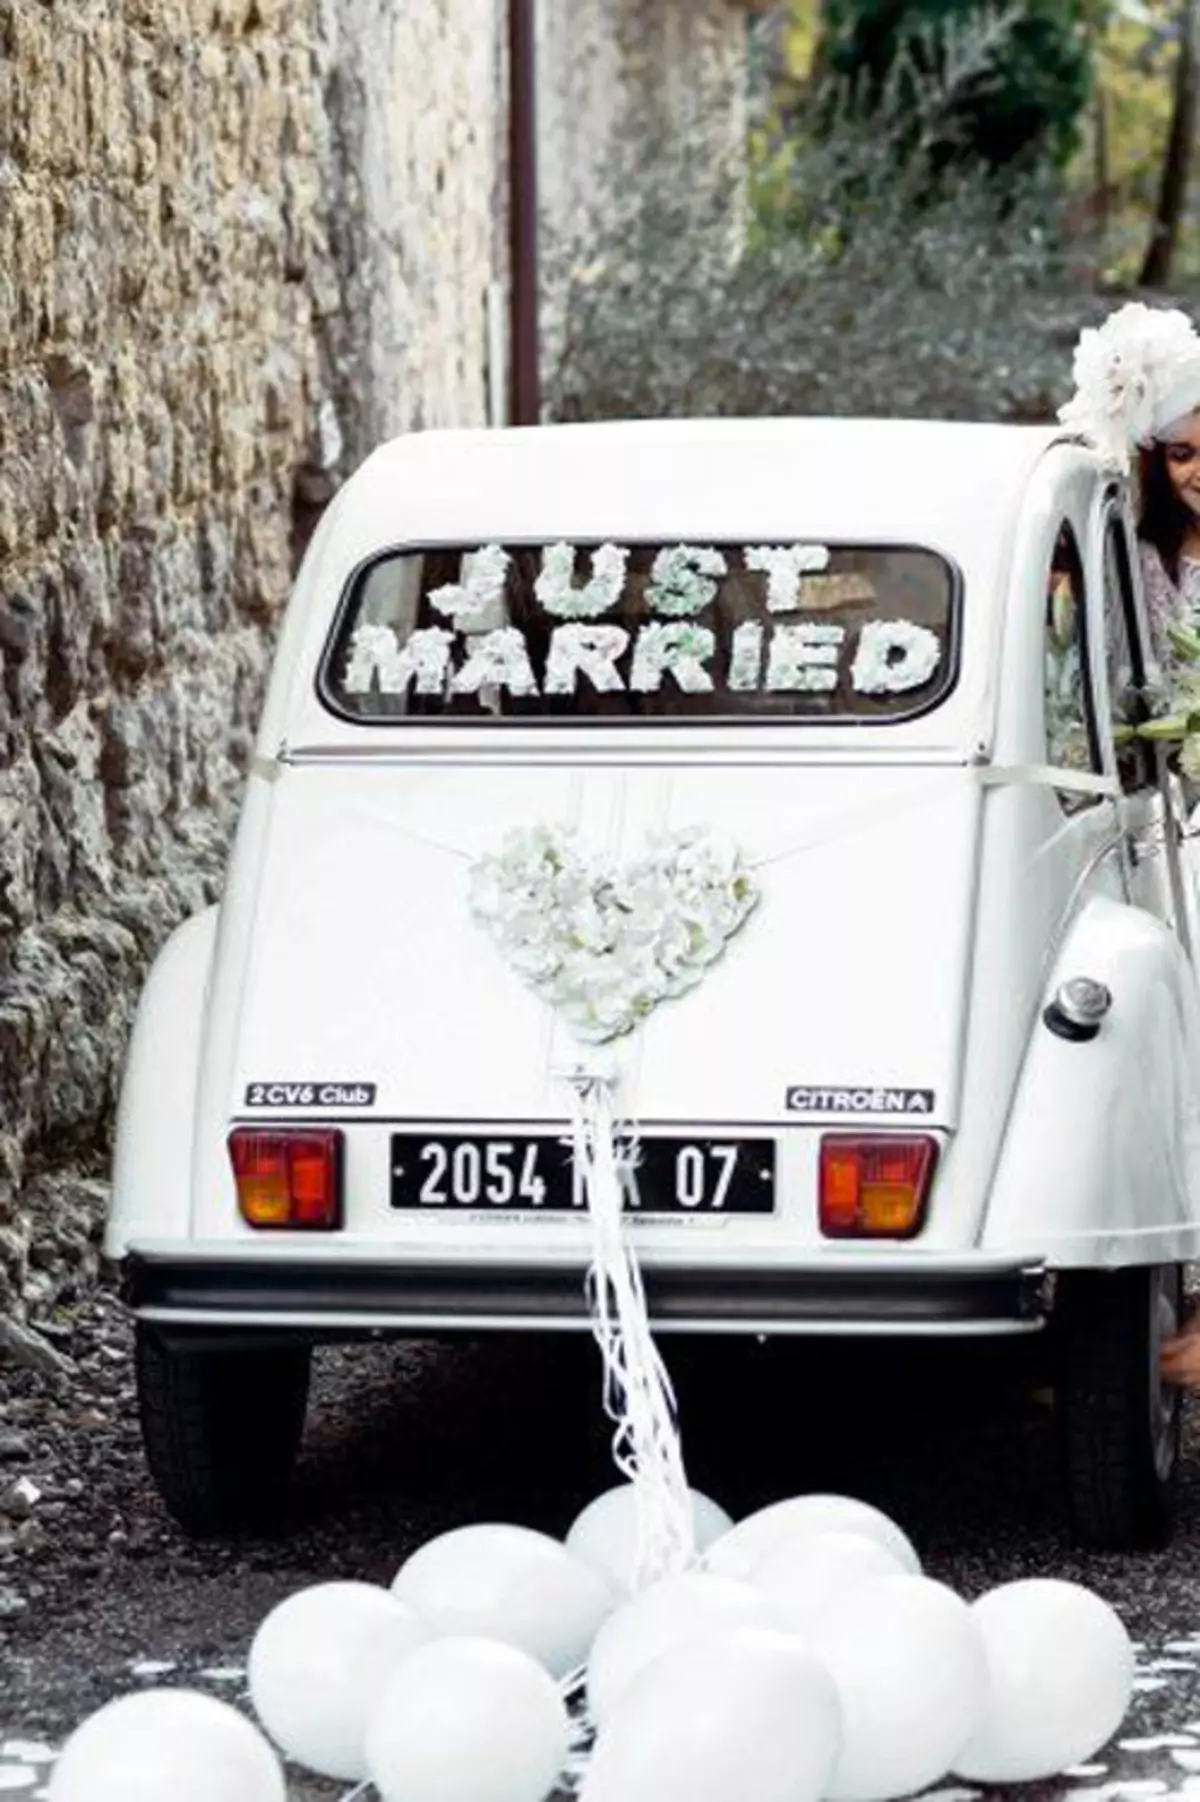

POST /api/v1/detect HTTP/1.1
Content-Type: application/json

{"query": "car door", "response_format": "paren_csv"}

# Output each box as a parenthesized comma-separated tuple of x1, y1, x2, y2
(1091, 485, 1196, 957)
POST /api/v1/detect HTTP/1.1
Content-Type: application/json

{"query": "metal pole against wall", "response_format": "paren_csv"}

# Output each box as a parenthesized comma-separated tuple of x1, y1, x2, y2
(508, 0, 540, 425)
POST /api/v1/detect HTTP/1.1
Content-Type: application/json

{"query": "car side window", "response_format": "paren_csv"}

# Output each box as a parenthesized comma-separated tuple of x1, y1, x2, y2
(1044, 521, 1102, 812)
(1102, 508, 1155, 793)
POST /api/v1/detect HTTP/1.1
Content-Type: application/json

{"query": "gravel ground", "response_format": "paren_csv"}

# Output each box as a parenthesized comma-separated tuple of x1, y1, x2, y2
(3, 1287, 1200, 1799)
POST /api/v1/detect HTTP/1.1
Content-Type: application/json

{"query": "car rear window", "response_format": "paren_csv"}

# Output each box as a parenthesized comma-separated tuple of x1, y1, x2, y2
(319, 540, 958, 724)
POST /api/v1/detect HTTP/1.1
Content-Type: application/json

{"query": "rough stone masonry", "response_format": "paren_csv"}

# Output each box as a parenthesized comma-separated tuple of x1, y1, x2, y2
(0, 0, 507, 1323)
(0, 0, 749, 1326)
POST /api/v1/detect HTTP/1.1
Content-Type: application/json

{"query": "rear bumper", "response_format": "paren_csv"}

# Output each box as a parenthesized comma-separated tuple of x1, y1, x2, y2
(123, 1251, 1049, 1342)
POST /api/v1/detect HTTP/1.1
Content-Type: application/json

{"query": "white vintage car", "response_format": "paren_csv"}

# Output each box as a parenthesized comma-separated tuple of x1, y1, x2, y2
(107, 418, 1200, 1547)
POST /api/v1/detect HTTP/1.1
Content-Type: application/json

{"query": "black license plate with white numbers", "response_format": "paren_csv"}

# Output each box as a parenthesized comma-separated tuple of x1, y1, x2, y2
(390, 1133, 776, 1214)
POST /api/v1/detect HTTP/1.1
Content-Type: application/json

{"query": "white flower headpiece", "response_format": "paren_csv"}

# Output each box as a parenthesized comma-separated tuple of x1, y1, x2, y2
(1059, 302, 1200, 473)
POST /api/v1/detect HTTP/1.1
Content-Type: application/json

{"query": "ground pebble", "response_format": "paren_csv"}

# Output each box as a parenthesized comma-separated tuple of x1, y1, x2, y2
(1, 1480, 40, 1520)
(0, 1587, 27, 1621)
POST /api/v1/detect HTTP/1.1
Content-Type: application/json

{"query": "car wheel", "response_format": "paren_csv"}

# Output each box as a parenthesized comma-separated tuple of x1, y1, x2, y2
(135, 1327, 311, 1536)
(1055, 1263, 1182, 1551)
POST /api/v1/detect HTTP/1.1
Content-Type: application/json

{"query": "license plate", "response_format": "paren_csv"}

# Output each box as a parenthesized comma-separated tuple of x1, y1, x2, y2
(390, 1132, 776, 1214)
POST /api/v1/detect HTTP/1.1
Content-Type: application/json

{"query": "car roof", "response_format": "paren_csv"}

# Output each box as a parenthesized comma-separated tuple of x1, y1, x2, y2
(313, 417, 1067, 575)
(266, 416, 1096, 757)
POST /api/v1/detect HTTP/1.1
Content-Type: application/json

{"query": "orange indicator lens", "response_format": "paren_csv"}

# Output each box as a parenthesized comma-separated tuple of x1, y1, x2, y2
(819, 1135, 937, 1239)
(228, 1129, 342, 1230)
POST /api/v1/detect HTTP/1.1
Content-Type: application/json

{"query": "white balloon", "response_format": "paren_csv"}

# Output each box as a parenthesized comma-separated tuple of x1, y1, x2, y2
(750, 1531, 907, 1639)
(392, 1522, 614, 1678)
(954, 1579, 1134, 1782)
(587, 1572, 772, 1723)
(566, 1483, 734, 1595)
(248, 1579, 430, 1779)
(811, 1574, 988, 1802)
(365, 1635, 570, 1802)
(705, 1495, 920, 1582)
(581, 1625, 842, 1802)
(48, 1690, 284, 1802)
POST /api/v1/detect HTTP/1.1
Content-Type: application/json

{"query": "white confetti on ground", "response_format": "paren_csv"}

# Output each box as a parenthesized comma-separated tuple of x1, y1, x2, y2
(1065, 1765, 1109, 1779)
(198, 1666, 245, 1683)
(0, 1752, 51, 1768)
(919, 1790, 981, 1801)
(1166, 1643, 1200, 1655)
(1136, 1679, 1173, 1693)
(1174, 1754, 1200, 1773)
(1145, 1661, 1198, 1674)
(129, 1659, 176, 1678)
(0, 1772, 37, 1794)
(1123, 1739, 1200, 1753)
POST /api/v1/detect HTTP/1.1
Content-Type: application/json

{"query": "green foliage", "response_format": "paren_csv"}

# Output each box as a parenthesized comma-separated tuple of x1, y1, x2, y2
(543, 85, 1083, 428)
(543, 0, 1200, 431)
(1069, 0, 1182, 283)
(818, 0, 1099, 173)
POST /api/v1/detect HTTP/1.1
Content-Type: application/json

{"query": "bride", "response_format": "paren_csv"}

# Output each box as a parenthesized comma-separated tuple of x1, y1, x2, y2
(1061, 302, 1200, 697)
(1060, 301, 1200, 1385)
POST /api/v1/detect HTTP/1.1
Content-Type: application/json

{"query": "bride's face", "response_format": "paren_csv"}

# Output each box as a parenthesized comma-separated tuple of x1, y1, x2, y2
(1163, 410, 1200, 518)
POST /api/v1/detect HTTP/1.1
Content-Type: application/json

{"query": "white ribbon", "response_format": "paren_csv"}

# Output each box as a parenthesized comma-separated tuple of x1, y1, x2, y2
(563, 1068, 696, 1592)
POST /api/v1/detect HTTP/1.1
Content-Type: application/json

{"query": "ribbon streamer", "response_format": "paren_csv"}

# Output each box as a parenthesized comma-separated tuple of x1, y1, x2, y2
(564, 1070, 696, 1592)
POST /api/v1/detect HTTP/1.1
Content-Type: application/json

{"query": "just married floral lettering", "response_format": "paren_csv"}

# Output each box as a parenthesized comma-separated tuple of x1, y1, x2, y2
(340, 542, 944, 701)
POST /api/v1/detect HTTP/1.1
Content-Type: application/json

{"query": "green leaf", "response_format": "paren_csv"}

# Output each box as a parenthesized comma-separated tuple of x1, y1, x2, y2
(1136, 715, 1190, 740)
(1167, 622, 1200, 662)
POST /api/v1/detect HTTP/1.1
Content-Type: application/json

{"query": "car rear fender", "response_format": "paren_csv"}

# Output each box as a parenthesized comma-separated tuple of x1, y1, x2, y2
(981, 896, 1200, 1268)
(106, 906, 218, 1258)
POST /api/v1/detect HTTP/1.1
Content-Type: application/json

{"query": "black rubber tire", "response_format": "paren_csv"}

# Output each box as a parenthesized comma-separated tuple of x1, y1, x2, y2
(1055, 1264, 1182, 1551)
(135, 1327, 311, 1536)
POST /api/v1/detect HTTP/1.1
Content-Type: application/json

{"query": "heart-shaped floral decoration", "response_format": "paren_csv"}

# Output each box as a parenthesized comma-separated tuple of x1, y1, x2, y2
(468, 824, 760, 1043)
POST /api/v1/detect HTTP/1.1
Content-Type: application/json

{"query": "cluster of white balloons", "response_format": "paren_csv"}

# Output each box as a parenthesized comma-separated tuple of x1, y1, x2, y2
(46, 1487, 1135, 1802)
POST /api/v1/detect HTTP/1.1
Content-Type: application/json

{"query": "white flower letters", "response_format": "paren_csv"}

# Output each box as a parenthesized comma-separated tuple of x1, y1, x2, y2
(427, 543, 511, 630)
(744, 543, 831, 612)
(766, 624, 845, 693)
(850, 619, 942, 696)
(545, 625, 631, 694)
(535, 542, 630, 618)
(342, 624, 454, 695)
(630, 623, 716, 693)
(645, 545, 728, 617)
(341, 543, 944, 703)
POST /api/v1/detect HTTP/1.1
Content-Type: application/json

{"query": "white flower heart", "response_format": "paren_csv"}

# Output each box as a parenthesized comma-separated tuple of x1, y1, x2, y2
(468, 825, 760, 1043)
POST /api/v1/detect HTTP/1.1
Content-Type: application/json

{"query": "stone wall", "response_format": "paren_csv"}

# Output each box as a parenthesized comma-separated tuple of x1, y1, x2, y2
(0, 0, 746, 1326)
(538, 0, 749, 260)
(537, 0, 751, 402)
(0, 0, 504, 1321)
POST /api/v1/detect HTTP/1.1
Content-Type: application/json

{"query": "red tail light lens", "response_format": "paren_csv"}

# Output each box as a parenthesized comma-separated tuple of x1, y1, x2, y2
(819, 1135, 938, 1239)
(228, 1129, 343, 1230)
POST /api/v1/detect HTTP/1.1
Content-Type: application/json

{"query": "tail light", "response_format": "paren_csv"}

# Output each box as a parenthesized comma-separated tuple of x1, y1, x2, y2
(228, 1129, 343, 1230)
(819, 1135, 938, 1239)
